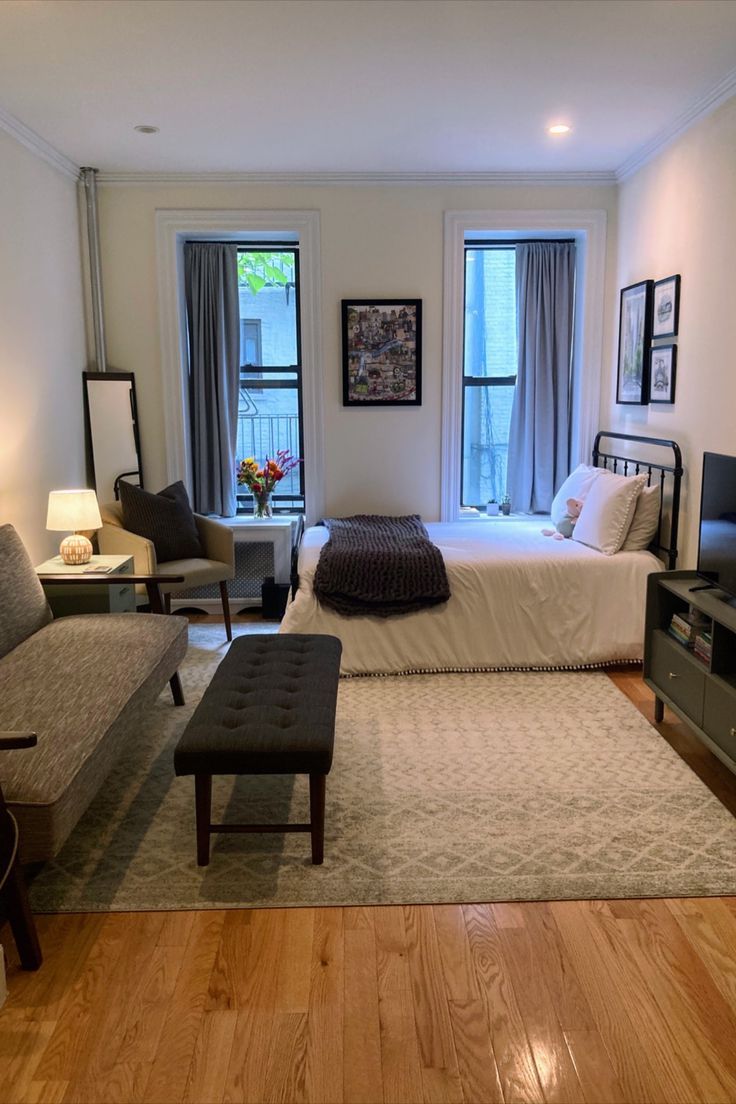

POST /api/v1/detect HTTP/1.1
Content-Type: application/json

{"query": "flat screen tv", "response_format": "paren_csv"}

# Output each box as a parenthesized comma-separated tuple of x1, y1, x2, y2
(697, 452, 736, 600)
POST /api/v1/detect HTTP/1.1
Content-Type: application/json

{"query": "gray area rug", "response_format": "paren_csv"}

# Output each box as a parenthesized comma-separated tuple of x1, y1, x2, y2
(30, 623, 736, 912)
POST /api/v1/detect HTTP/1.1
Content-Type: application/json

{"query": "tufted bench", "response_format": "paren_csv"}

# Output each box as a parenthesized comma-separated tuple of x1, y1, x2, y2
(174, 633, 342, 866)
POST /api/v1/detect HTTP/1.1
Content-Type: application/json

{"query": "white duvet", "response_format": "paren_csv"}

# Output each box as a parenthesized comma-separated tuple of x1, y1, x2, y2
(279, 519, 662, 675)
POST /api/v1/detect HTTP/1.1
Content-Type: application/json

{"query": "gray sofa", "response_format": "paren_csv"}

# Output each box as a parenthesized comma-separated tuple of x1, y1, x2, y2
(0, 523, 188, 863)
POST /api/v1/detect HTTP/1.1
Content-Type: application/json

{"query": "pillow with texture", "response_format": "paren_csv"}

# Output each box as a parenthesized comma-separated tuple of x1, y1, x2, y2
(119, 479, 204, 563)
(550, 464, 608, 526)
(573, 472, 647, 555)
(621, 483, 661, 551)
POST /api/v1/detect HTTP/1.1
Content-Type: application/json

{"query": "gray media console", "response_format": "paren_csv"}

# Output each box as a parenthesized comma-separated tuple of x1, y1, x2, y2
(644, 571, 736, 775)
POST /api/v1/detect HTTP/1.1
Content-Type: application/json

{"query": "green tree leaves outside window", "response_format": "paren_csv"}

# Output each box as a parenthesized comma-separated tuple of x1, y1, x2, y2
(237, 251, 295, 295)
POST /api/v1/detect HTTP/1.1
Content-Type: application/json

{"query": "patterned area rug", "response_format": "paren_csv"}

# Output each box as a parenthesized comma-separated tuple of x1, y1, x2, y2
(30, 624, 736, 912)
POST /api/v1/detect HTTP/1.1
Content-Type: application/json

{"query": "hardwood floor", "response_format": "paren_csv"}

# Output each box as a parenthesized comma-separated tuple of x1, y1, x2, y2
(2, 665, 736, 1104)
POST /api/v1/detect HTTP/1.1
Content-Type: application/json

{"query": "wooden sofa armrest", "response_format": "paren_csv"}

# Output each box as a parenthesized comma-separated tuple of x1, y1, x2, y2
(37, 573, 185, 614)
(0, 732, 38, 751)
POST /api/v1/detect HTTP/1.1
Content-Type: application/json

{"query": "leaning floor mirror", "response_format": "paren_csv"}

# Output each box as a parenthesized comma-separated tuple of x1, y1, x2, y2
(83, 371, 144, 503)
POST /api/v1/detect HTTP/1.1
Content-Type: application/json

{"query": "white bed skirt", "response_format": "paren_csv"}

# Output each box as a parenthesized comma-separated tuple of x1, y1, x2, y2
(280, 520, 662, 676)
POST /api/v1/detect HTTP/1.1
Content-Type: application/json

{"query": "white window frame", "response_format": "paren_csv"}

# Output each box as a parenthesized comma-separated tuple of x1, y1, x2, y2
(441, 209, 607, 521)
(155, 209, 324, 523)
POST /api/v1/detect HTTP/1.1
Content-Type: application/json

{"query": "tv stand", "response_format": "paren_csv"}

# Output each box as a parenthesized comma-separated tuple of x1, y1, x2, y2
(645, 571, 736, 775)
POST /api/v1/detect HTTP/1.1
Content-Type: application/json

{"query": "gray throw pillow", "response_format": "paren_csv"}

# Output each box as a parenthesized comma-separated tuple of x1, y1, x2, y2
(118, 480, 204, 563)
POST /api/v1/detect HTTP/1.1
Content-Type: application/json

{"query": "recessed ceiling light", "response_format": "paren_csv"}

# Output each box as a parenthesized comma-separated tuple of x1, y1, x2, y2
(548, 123, 572, 136)
(134, 124, 159, 134)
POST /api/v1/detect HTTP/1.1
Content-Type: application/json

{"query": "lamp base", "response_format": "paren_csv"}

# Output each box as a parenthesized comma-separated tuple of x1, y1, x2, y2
(60, 534, 93, 565)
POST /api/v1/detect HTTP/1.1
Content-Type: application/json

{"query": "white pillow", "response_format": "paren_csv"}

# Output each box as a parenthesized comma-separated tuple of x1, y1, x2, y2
(573, 472, 647, 555)
(621, 483, 661, 551)
(550, 464, 608, 526)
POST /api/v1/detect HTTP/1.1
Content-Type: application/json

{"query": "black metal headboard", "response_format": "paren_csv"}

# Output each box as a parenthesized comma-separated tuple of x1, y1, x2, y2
(592, 431, 683, 570)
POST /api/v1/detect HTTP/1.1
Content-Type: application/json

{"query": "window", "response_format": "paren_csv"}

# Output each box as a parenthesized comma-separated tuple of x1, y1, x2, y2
(236, 247, 304, 514)
(240, 319, 262, 371)
(461, 245, 517, 507)
(442, 212, 605, 522)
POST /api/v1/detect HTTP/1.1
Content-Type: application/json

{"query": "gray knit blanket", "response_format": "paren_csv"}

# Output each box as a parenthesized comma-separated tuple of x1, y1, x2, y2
(313, 514, 451, 618)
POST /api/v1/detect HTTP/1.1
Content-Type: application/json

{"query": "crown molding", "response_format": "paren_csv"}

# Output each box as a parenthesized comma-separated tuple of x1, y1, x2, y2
(617, 66, 736, 181)
(96, 169, 618, 187)
(0, 106, 79, 181)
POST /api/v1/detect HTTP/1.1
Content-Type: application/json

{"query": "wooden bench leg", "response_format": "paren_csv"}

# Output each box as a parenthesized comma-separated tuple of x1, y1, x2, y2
(219, 581, 232, 643)
(195, 774, 212, 866)
(309, 773, 326, 865)
(5, 857, 42, 970)
(170, 672, 185, 707)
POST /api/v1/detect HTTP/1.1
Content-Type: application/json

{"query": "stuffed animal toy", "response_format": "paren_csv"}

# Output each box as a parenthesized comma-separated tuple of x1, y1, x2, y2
(542, 497, 583, 540)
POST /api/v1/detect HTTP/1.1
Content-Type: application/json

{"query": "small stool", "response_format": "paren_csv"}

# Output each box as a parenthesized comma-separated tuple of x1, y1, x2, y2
(174, 634, 342, 865)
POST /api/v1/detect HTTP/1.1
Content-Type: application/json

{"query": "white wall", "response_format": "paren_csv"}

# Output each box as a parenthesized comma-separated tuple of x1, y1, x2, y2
(601, 96, 736, 566)
(97, 181, 617, 520)
(0, 130, 88, 562)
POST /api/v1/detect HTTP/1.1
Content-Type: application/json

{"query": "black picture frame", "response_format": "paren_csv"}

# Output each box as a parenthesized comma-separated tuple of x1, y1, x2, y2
(649, 343, 677, 404)
(652, 274, 681, 339)
(341, 299, 422, 406)
(616, 280, 653, 405)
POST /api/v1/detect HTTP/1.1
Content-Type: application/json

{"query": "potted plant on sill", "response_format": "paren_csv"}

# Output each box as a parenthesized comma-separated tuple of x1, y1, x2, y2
(486, 499, 500, 516)
(501, 494, 512, 516)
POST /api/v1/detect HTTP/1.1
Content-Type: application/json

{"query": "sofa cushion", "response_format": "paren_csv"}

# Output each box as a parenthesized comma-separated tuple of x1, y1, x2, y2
(0, 524, 52, 661)
(119, 479, 204, 563)
(0, 612, 188, 861)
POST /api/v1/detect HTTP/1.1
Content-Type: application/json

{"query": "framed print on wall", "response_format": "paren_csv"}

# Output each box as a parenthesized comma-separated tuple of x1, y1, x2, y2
(652, 274, 680, 339)
(342, 299, 422, 406)
(649, 343, 677, 404)
(616, 279, 653, 405)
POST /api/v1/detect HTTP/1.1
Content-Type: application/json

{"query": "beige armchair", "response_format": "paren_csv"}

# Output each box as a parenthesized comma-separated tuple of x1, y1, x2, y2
(99, 501, 235, 640)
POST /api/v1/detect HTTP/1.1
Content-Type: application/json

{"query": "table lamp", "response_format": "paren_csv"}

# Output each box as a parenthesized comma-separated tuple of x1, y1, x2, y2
(46, 489, 103, 565)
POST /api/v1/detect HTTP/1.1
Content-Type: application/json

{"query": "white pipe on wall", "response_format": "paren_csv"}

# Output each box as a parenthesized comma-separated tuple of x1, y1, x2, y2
(80, 167, 107, 372)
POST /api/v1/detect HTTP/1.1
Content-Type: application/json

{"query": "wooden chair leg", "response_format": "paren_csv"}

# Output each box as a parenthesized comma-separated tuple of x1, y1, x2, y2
(170, 671, 185, 707)
(5, 857, 42, 970)
(309, 773, 326, 865)
(164, 592, 172, 615)
(219, 580, 232, 642)
(195, 774, 212, 866)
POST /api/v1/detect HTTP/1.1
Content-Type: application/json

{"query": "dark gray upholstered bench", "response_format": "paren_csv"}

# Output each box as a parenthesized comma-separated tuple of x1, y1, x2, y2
(174, 634, 342, 866)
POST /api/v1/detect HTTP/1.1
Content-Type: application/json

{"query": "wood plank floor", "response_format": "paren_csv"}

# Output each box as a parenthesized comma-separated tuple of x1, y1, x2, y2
(2, 669, 736, 1104)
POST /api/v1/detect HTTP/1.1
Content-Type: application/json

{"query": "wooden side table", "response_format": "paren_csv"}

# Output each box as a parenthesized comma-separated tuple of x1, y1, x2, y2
(35, 554, 135, 617)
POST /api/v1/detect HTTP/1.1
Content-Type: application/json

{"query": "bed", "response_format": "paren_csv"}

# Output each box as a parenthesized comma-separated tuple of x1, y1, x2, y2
(280, 433, 683, 676)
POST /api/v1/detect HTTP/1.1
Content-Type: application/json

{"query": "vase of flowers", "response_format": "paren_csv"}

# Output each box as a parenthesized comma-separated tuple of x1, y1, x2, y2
(253, 489, 273, 518)
(236, 450, 302, 519)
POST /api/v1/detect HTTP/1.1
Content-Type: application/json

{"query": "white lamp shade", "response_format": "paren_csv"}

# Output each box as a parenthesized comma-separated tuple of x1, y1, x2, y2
(46, 489, 102, 532)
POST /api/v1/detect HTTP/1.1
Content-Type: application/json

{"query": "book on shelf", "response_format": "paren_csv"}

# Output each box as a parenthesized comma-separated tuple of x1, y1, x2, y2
(668, 609, 711, 648)
(693, 630, 713, 665)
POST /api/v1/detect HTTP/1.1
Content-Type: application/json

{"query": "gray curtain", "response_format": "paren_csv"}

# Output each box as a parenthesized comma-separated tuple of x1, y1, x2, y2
(184, 242, 240, 517)
(507, 242, 576, 513)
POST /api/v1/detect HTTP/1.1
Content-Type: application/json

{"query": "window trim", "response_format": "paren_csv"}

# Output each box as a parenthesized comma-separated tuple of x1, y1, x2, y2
(441, 209, 607, 521)
(155, 209, 324, 524)
(460, 242, 518, 509)
(236, 244, 305, 514)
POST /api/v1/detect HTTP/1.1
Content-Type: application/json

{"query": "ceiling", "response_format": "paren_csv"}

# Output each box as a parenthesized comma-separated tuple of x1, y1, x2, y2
(1, 0, 735, 177)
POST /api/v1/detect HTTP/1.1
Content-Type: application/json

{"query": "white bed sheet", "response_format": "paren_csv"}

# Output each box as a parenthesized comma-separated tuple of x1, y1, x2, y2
(279, 519, 662, 675)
